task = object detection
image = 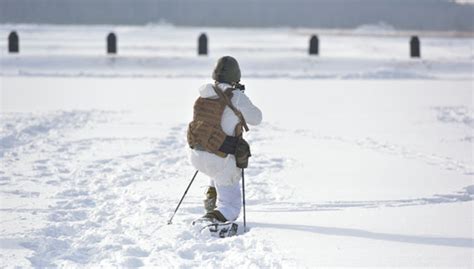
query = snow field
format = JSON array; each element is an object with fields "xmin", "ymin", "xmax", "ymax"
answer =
[
  {"xmin": 0, "ymin": 108, "xmax": 293, "ymax": 267},
  {"xmin": 1, "ymin": 76, "xmax": 473, "ymax": 267},
  {"xmin": 1, "ymin": 24, "xmax": 473, "ymax": 267}
]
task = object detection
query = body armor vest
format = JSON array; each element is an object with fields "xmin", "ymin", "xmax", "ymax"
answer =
[{"xmin": 187, "ymin": 87, "xmax": 244, "ymax": 158}]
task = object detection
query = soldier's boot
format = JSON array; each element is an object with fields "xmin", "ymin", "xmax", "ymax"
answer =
[
  {"xmin": 192, "ymin": 209, "xmax": 228, "ymax": 226},
  {"xmin": 201, "ymin": 210, "xmax": 228, "ymax": 223},
  {"xmin": 203, "ymin": 186, "xmax": 217, "ymax": 213}
]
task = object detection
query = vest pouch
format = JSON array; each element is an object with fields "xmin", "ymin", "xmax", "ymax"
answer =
[
  {"xmin": 187, "ymin": 122, "xmax": 196, "ymax": 147},
  {"xmin": 235, "ymin": 138, "xmax": 251, "ymax": 168},
  {"xmin": 187, "ymin": 120, "xmax": 227, "ymax": 157},
  {"xmin": 188, "ymin": 121, "xmax": 212, "ymax": 147}
]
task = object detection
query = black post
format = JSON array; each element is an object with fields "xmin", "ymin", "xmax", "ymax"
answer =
[
  {"xmin": 167, "ymin": 170, "xmax": 199, "ymax": 225},
  {"xmin": 107, "ymin": 32, "xmax": 117, "ymax": 54},
  {"xmin": 309, "ymin": 35, "xmax": 319, "ymax": 55},
  {"xmin": 8, "ymin": 31, "xmax": 19, "ymax": 53},
  {"xmin": 241, "ymin": 168, "xmax": 247, "ymax": 232},
  {"xmin": 410, "ymin": 36, "xmax": 420, "ymax": 58},
  {"xmin": 198, "ymin": 33, "xmax": 208, "ymax": 55}
]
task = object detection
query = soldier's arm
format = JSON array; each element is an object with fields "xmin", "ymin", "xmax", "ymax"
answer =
[{"xmin": 234, "ymin": 92, "xmax": 262, "ymax": 126}]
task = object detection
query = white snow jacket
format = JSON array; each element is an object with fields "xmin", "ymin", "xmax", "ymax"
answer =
[{"xmin": 189, "ymin": 82, "xmax": 262, "ymax": 186}]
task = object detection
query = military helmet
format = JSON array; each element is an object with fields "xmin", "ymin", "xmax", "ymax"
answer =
[{"xmin": 212, "ymin": 56, "xmax": 241, "ymax": 83}]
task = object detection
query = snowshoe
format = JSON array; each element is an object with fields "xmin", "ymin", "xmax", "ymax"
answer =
[
  {"xmin": 205, "ymin": 221, "xmax": 238, "ymax": 238},
  {"xmin": 193, "ymin": 219, "xmax": 238, "ymax": 238},
  {"xmin": 192, "ymin": 210, "xmax": 238, "ymax": 238}
]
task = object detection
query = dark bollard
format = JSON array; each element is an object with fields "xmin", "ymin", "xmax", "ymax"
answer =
[
  {"xmin": 8, "ymin": 31, "xmax": 19, "ymax": 53},
  {"xmin": 107, "ymin": 32, "xmax": 117, "ymax": 54},
  {"xmin": 410, "ymin": 36, "xmax": 420, "ymax": 58},
  {"xmin": 198, "ymin": 33, "xmax": 208, "ymax": 55},
  {"xmin": 309, "ymin": 35, "xmax": 319, "ymax": 55}
]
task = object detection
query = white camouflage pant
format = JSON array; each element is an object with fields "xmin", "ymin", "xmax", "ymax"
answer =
[
  {"xmin": 209, "ymin": 178, "xmax": 242, "ymax": 221},
  {"xmin": 189, "ymin": 149, "xmax": 242, "ymax": 221}
]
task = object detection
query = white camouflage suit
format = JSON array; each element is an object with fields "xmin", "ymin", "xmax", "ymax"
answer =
[{"xmin": 189, "ymin": 82, "xmax": 262, "ymax": 221}]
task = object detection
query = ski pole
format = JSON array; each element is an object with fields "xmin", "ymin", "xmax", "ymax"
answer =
[
  {"xmin": 241, "ymin": 168, "xmax": 247, "ymax": 232},
  {"xmin": 167, "ymin": 170, "xmax": 199, "ymax": 225}
]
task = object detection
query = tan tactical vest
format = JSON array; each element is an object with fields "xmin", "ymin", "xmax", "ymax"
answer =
[{"xmin": 187, "ymin": 85, "xmax": 248, "ymax": 158}]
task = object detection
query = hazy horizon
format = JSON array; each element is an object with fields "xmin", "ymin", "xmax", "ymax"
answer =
[{"xmin": 1, "ymin": 0, "xmax": 473, "ymax": 31}]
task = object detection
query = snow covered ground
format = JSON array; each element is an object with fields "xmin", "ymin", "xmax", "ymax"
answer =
[{"xmin": 1, "ymin": 25, "xmax": 473, "ymax": 267}]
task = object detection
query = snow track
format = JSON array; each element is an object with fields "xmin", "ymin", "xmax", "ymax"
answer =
[
  {"xmin": 1, "ymin": 111, "xmax": 296, "ymax": 267},
  {"xmin": 1, "ymin": 98, "xmax": 472, "ymax": 266},
  {"xmin": 295, "ymin": 129, "xmax": 474, "ymax": 176}
]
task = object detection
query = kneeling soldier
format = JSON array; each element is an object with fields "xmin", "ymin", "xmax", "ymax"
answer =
[{"xmin": 188, "ymin": 56, "xmax": 262, "ymax": 223}]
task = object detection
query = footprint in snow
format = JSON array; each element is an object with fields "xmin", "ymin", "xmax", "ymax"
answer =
[
  {"xmin": 121, "ymin": 257, "xmax": 144, "ymax": 268},
  {"xmin": 123, "ymin": 246, "xmax": 150, "ymax": 257}
]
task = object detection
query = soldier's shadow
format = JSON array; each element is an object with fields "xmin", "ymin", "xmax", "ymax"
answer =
[{"xmin": 248, "ymin": 222, "xmax": 474, "ymax": 248}]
